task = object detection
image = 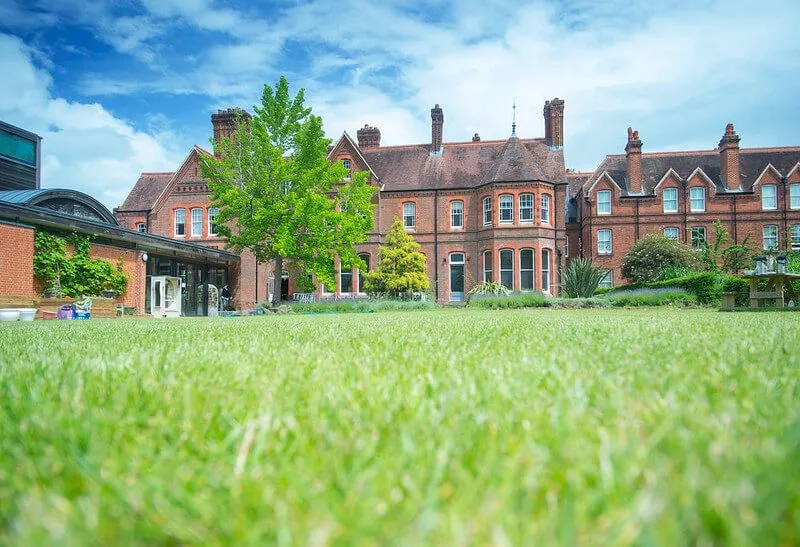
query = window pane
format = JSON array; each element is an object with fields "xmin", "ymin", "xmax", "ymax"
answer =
[
  {"xmin": 208, "ymin": 207, "xmax": 219, "ymax": 235},
  {"xmin": 598, "ymin": 229, "xmax": 612, "ymax": 254},
  {"xmin": 340, "ymin": 270, "xmax": 353, "ymax": 292},
  {"xmin": 762, "ymin": 184, "xmax": 777, "ymax": 209},
  {"xmin": 763, "ymin": 225, "xmax": 778, "ymax": 250},
  {"xmin": 663, "ymin": 188, "xmax": 678, "ymax": 212},
  {"xmin": 499, "ymin": 249, "xmax": 513, "ymax": 289},
  {"xmin": 597, "ymin": 191, "xmax": 611, "ymax": 214},
  {"xmin": 403, "ymin": 202, "xmax": 415, "ymax": 228},
  {"xmin": 0, "ymin": 128, "xmax": 36, "ymax": 165},
  {"xmin": 792, "ymin": 225, "xmax": 800, "ymax": 249},
  {"xmin": 791, "ymin": 185, "xmax": 800, "ymax": 209},
  {"xmin": 519, "ymin": 194, "xmax": 533, "ymax": 222},
  {"xmin": 358, "ymin": 254, "xmax": 370, "ymax": 293},
  {"xmin": 541, "ymin": 249, "xmax": 550, "ymax": 292},
  {"xmin": 541, "ymin": 195, "xmax": 550, "ymax": 223},
  {"xmin": 137, "ymin": 222, "xmax": 146, "ymax": 233},
  {"xmin": 499, "ymin": 195, "xmax": 513, "ymax": 222},
  {"xmin": 664, "ymin": 227, "xmax": 679, "ymax": 240},
  {"xmin": 482, "ymin": 251, "xmax": 492, "ymax": 282},
  {"xmin": 520, "ymin": 249, "xmax": 534, "ymax": 291},
  {"xmin": 691, "ymin": 227, "xmax": 706, "ymax": 248},
  {"xmin": 191, "ymin": 208, "xmax": 202, "ymax": 236},
  {"xmin": 175, "ymin": 209, "xmax": 185, "ymax": 236},
  {"xmin": 690, "ymin": 187, "xmax": 705, "ymax": 211},
  {"xmin": 599, "ymin": 270, "xmax": 613, "ymax": 289},
  {"xmin": 483, "ymin": 198, "xmax": 492, "ymax": 225},
  {"xmin": 451, "ymin": 200, "xmax": 463, "ymax": 227}
]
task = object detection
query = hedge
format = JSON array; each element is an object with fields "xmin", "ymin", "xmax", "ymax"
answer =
[{"xmin": 607, "ymin": 272, "xmax": 725, "ymax": 305}]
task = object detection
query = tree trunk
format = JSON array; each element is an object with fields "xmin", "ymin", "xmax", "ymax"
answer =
[{"xmin": 272, "ymin": 256, "xmax": 283, "ymax": 307}]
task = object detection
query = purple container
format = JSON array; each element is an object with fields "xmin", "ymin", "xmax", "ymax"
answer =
[{"xmin": 57, "ymin": 305, "xmax": 73, "ymax": 320}]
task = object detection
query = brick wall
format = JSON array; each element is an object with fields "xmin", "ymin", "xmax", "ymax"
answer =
[
  {"xmin": 0, "ymin": 222, "xmax": 36, "ymax": 297},
  {"xmin": 87, "ymin": 243, "xmax": 146, "ymax": 312}
]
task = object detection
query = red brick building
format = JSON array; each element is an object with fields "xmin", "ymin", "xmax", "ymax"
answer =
[
  {"xmin": 118, "ymin": 101, "xmax": 570, "ymax": 303},
  {"xmin": 567, "ymin": 124, "xmax": 800, "ymax": 287}
]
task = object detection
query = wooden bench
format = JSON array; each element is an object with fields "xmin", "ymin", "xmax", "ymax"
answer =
[
  {"xmin": 749, "ymin": 291, "xmax": 784, "ymax": 308},
  {"xmin": 720, "ymin": 292, "xmax": 738, "ymax": 311}
]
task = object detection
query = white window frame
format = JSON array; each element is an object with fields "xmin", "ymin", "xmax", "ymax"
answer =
[
  {"xmin": 691, "ymin": 226, "xmax": 707, "ymax": 248},
  {"xmin": 792, "ymin": 225, "xmax": 800, "ymax": 250},
  {"xmin": 403, "ymin": 202, "xmax": 416, "ymax": 230},
  {"xmin": 174, "ymin": 208, "xmax": 186, "ymax": 237},
  {"xmin": 482, "ymin": 250, "xmax": 492, "ymax": 283},
  {"xmin": 483, "ymin": 197, "xmax": 492, "ymax": 226},
  {"xmin": 342, "ymin": 159, "xmax": 351, "ymax": 180},
  {"xmin": 191, "ymin": 207, "xmax": 203, "ymax": 237},
  {"xmin": 597, "ymin": 229, "xmax": 612, "ymax": 255},
  {"xmin": 208, "ymin": 207, "xmax": 219, "ymax": 236},
  {"xmin": 541, "ymin": 249, "xmax": 551, "ymax": 294},
  {"xmin": 790, "ymin": 184, "xmax": 800, "ymax": 210},
  {"xmin": 664, "ymin": 227, "xmax": 679, "ymax": 240},
  {"xmin": 762, "ymin": 184, "xmax": 777, "ymax": 210},
  {"xmin": 519, "ymin": 193, "xmax": 534, "ymax": 223},
  {"xmin": 663, "ymin": 188, "xmax": 678, "ymax": 213},
  {"xmin": 499, "ymin": 194, "xmax": 513, "ymax": 224},
  {"xmin": 763, "ymin": 224, "xmax": 779, "ymax": 251},
  {"xmin": 541, "ymin": 194, "xmax": 551, "ymax": 224},
  {"xmin": 136, "ymin": 222, "xmax": 146, "ymax": 233},
  {"xmin": 450, "ymin": 200, "xmax": 463, "ymax": 229},
  {"xmin": 689, "ymin": 187, "xmax": 705, "ymax": 212},
  {"xmin": 597, "ymin": 190, "xmax": 611, "ymax": 215},
  {"xmin": 599, "ymin": 270, "xmax": 613, "ymax": 289},
  {"xmin": 519, "ymin": 249, "xmax": 535, "ymax": 292},
  {"xmin": 499, "ymin": 249, "xmax": 514, "ymax": 290},
  {"xmin": 339, "ymin": 265, "xmax": 353, "ymax": 294}
]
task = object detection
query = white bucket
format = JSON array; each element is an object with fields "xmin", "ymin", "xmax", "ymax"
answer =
[
  {"xmin": 0, "ymin": 310, "xmax": 20, "ymax": 321},
  {"xmin": 16, "ymin": 308, "xmax": 37, "ymax": 321}
]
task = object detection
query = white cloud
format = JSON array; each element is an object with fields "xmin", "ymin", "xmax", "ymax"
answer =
[{"xmin": 0, "ymin": 33, "xmax": 184, "ymax": 208}]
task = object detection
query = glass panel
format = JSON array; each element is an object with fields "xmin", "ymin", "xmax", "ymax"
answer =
[
  {"xmin": 340, "ymin": 270, "xmax": 353, "ymax": 293},
  {"xmin": 663, "ymin": 188, "xmax": 678, "ymax": 212},
  {"xmin": 0, "ymin": 127, "xmax": 36, "ymax": 165},
  {"xmin": 520, "ymin": 249, "xmax": 534, "ymax": 291},
  {"xmin": 499, "ymin": 195, "xmax": 513, "ymax": 222},
  {"xmin": 500, "ymin": 249, "xmax": 513, "ymax": 290},
  {"xmin": 598, "ymin": 191, "xmax": 611, "ymax": 214},
  {"xmin": 519, "ymin": 194, "xmax": 533, "ymax": 222},
  {"xmin": 191, "ymin": 208, "xmax": 203, "ymax": 236},
  {"xmin": 541, "ymin": 195, "xmax": 550, "ymax": 223},
  {"xmin": 762, "ymin": 185, "xmax": 777, "ymax": 209},
  {"xmin": 451, "ymin": 200, "xmax": 463, "ymax": 227},
  {"xmin": 690, "ymin": 188, "xmax": 705, "ymax": 211},
  {"xmin": 208, "ymin": 207, "xmax": 219, "ymax": 235},
  {"xmin": 358, "ymin": 254, "xmax": 370, "ymax": 293},
  {"xmin": 664, "ymin": 227, "xmax": 679, "ymax": 240},
  {"xmin": 403, "ymin": 202, "xmax": 415, "ymax": 227},
  {"xmin": 541, "ymin": 249, "xmax": 550, "ymax": 292},
  {"xmin": 483, "ymin": 251, "xmax": 492, "ymax": 283},
  {"xmin": 791, "ymin": 185, "xmax": 800, "ymax": 209}
]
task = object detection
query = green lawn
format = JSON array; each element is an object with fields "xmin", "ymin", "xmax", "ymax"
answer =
[{"xmin": 1, "ymin": 309, "xmax": 799, "ymax": 545}]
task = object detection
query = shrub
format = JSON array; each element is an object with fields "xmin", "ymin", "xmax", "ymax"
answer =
[
  {"xmin": 364, "ymin": 220, "xmax": 429, "ymax": 296},
  {"xmin": 467, "ymin": 281, "xmax": 510, "ymax": 301},
  {"xmin": 467, "ymin": 293, "xmax": 547, "ymax": 310},
  {"xmin": 647, "ymin": 272, "xmax": 719, "ymax": 304},
  {"xmin": 561, "ymin": 258, "xmax": 608, "ymax": 298},
  {"xmin": 287, "ymin": 299, "xmax": 437, "ymax": 314},
  {"xmin": 621, "ymin": 234, "xmax": 702, "ymax": 284},
  {"xmin": 547, "ymin": 297, "xmax": 610, "ymax": 309},
  {"xmin": 658, "ymin": 265, "xmax": 702, "ymax": 281},
  {"xmin": 602, "ymin": 288, "xmax": 697, "ymax": 307}
]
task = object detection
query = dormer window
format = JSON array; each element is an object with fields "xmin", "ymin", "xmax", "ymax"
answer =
[
  {"xmin": 597, "ymin": 190, "xmax": 611, "ymax": 215},
  {"xmin": 342, "ymin": 159, "xmax": 351, "ymax": 180},
  {"xmin": 663, "ymin": 188, "xmax": 678, "ymax": 213},
  {"xmin": 762, "ymin": 184, "xmax": 777, "ymax": 210}
]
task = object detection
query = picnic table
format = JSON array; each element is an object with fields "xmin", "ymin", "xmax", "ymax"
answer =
[{"xmin": 740, "ymin": 272, "xmax": 800, "ymax": 308}]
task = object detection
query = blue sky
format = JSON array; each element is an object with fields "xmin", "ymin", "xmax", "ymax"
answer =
[{"xmin": 1, "ymin": 0, "xmax": 799, "ymax": 207}]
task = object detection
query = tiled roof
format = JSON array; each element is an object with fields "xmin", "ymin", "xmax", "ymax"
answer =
[
  {"xmin": 566, "ymin": 172, "xmax": 591, "ymax": 198},
  {"xmin": 582, "ymin": 147, "xmax": 800, "ymax": 196},
  {"xmin": 360, "ymin": 137, "xmax": 565, "ymax": 191},
  {"xmin": 117, "ymin": 172, "xmax": 174, "ymax": 211}
]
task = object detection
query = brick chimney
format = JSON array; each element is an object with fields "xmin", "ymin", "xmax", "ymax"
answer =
[
  {"xmin": 472, "ymin": 132, "xmax": 481, "ymax": 142},
  {"xmin": 719, "ymin": 123, "xmax": 741, "ymax": 191},
  {"xmin": 543, "ymin": 98, "xmax": 564, "ymax": 148},
  {"xmin": 431, "ymin": 104, "xmax": 443, "ymax": 155},
  {"xmin": 357, "ymin": 124, "xmax": 381, "ymax": 148},
  {"xmin": 625, "ymin": 127, "xmax": 643, "ymax": 194},
  {"xmin": 211, "ymin": 108, "xmax": 250, "ymax": 153}
]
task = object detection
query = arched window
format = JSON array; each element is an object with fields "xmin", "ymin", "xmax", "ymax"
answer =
[
  {"xmin": 403, "ymin": 202, "xmax": 416, "ymax": 229},
  {"xmin": 174, "ymin": 208, "xmax": 186, "ymax": 237},
  {"xmin": 520, "ymin": 249, "xmax": 534, "ymax": 291},
  {"xmin": 519, "ymin": 193, "xmax": 533, "ymax": 223},
  {"xmin": 483, "ymin": 197, "xmax": 492, "ymax": 226},
  {"xmin": 450, "ymin": 200, "xmax": 463, "ymax": 229},
  {"xmin": 449, "ymin": 252, "xmax": 465, "ymax": 302},
  {"xmin": 208, "ymin": 207, "xmax": 219, "ymax": 236},
  {"xmin": 482, "ymin": 250, "xmax": 492, "ymax": 283},
  {"xmin": 191, "ymin": 208, "xmax": 203, "ymax": 237},
  {"xmin": 499, "ymin": 194, "xmax": 513, "ymax": 223},
  {"xmin": 541, "ymin": 249, "xmax": 551, "ymax": 293},
  {"xmin": 499, "ymin": 249, "xmax": 514, "ymax": 290}
]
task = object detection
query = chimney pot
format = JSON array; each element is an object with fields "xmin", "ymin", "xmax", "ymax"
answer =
[
  {"xmin": 625, "ymin": 127, "xmax": 643, "ymax": 194},
  {"xmin": 211, "ymin": 107, "xmax": 250, "ymax": 155},
  {"xmin": 472, "ymin": 132, "xmax": 480, "ymax": 142}
]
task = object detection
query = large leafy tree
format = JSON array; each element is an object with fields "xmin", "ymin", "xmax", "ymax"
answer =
[
  {"xmin": 200, "ymin": 77, "xmax": 376, "ymax": 306},
  {"xmin": 364, "ymin": 219, "xmax": 429, "ymax": 296}
]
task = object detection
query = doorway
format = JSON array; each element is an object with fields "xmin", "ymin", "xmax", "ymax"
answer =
[{"xmin": 449, "ymin": 253, "xmax": 465, "ymax": 302}]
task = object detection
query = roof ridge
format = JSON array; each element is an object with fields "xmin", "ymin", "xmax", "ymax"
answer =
[
  {"xmin": 362, "ymin": 137, "xmax": 542, "ymax": 152},
  {"xmin": 140, "ymin": 171, "xmax": 175, "ymax": 175}
]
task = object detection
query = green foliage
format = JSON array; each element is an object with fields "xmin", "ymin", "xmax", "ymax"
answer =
[
  {"xmin": 561, "ymin": 258, "xmax": 608, "ymax": 298},
  {"xmin": 2, "ymin": 311, "xmax": 800, "ymax": 544},
  {"xmin": 33, "ymin": 231, "xmax": 129, "ymax": 298},
  {"xmin": 547, "ymin": 297, "xmax": 610, "ymax": 309},
  {"xmin": 289, "ymin": 299, "xmax": 436, "ymax": 314},
  {"xmin": 467, "ymin": 293, "xmax": 548, "ymax": 309},
  {"xmin": 363, "ymin": 219, "xmax": 429, "ymax": 295},
  {"xmin": 621, "ymin": 233, "xmax": 702, "ymax": 283},
  {"xmin": 702, "ymin": 220, "xmax": 754, "ymax": 274},
  {"xmin": 657, "ymin": 265, "xmax": 702, "ymax": 281},
  {"xmin": 199, "ymin": 76, "xmax": 376, "ymax": 305},
  {"xmin": 612, "ymin": 272, "xmax": 722, "ymax": 304},
  {"xmin": 602, "ymin": 288, "xmax": 697, "ymax": 307},
  {"xmin": 467, "ymin": 281, "xmax": 510, "ymax": 301}
]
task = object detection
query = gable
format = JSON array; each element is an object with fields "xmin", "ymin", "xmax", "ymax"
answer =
[
  {"xmin": 151, "ymin": 148, "xmax": 210, "ymax": 215},
  {"xmin": 327, "ymin": 132, "xmax": 379, "ymax": 182}
]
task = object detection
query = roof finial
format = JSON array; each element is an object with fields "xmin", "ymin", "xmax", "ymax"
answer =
[{"xmin": 511, "ymin": 98, "xmax": 517, "ymax": 137}]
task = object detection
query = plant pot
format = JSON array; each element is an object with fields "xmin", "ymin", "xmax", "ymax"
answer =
[{"xmin": 0, "ymin": 310, "xmax": 20, "ymax": 321}]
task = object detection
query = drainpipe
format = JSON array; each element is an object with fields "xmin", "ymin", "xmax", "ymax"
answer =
[
  {"xmin": 553, "ymin": 186, "xmax": 560, "ymax": 292},
  {"xmin": 433, "ymin": 189, "xmax": 439, "ymax": 302},
  {"xmin": 634, "ymin": 198, "xmax": 640, "ymax": 240},
  {"xmin": 681, "ymin": 178, "xmax": 688, "ymax": 242},
  {"xmin": 255, "ymin": 261, "xmax": 258, "ymax": 306},
  {"xmin": 586, "ymin": 198, "xmax": 593, "ymax": 259},
  {"xmin": 732, "ymin": 193, "xmax": 738, "ymax": 243}
]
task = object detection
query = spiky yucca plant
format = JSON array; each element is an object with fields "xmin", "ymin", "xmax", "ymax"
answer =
[
  {"xmin": 562, "ymin": 258, "xmax": 608, "ymax": 298},
  {"xmin": 467, "ymin": 281, "xmax": 511, "ymax": 301}
]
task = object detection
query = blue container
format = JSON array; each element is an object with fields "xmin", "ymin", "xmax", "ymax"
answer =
[{"xmin": 73, "ymin": 311, "xmax": 91, "ymax": 320}]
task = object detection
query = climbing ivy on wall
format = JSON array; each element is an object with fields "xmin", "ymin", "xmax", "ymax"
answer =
[{"xmin": 33, "ymin": 230, "xmax": 130, "ymax": 298}]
